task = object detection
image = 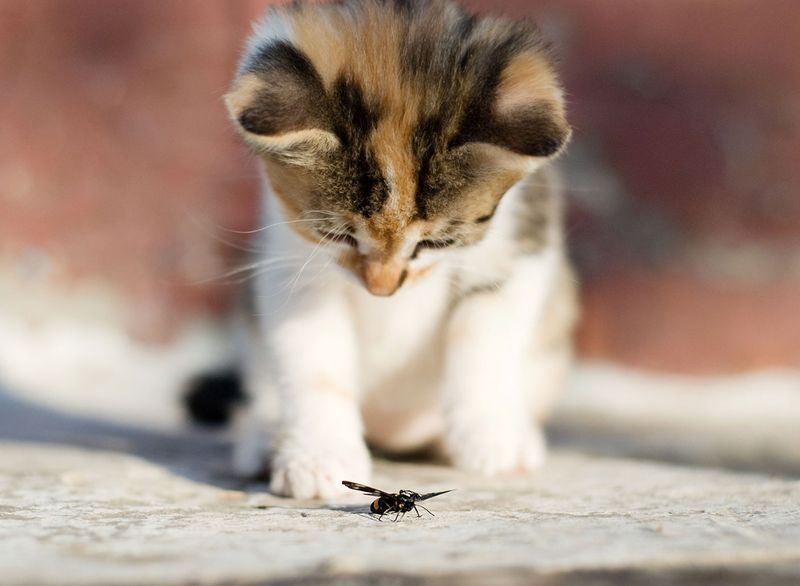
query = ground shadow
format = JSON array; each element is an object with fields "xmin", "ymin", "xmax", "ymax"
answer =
[
  {"xmin": 2, "ymin": 385, "xmax": 795, "ymax": 491},
  {"xmin": 0, "ymin": 381, "xmax": 474, "ymax": 496},
  {"xmin": 548, "ymin": 422, "xmax": 800, "ymax": 478},
  {"xmin": 0, "ymin": 386, "xmax": 452, "ymax": 495},
  {"xmin": 0, "ymin": 386, "xmax": 254, "ymax": 490}
]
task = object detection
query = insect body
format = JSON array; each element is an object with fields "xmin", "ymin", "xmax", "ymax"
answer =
[{"xmin": 342, "ymin": 481, "xmax": 453, "ymax": 521}]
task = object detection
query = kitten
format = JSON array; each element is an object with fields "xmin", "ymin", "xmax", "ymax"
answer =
[{"xmin": 224, "ymin": 0, "xmax": 577, "ymax": 499}]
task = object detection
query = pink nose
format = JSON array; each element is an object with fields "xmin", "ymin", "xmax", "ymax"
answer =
[{"xmin": 360, "ymin": 258, "xmax": 408, "ymax": 297}]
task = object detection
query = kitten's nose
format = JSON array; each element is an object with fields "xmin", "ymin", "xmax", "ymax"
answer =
[{"xmin": 360, "ymin": 257, "xmax": 408, "ymax": 297}]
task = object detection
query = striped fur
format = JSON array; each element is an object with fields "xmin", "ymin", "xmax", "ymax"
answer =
[{"xmin": 226, "ymin": 0, "xmax": 569, "ymax": 295}]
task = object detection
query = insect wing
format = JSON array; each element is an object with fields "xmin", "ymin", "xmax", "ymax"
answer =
[
  {"xmin": 417, "ymin": 489, "xmax": 454, "ymax": 502},
  {"xmin": 341, "ymin": 481, "xmax": 393, "ymax": 498}
]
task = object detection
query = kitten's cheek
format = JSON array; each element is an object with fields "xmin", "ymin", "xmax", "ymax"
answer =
[
  {"xmin": 406, "ymin": 263, "xmax": 436, "ymax": 285},
  {"xmin": 335, "ymin": 250, "xmax": 363, "ymax": 283}
]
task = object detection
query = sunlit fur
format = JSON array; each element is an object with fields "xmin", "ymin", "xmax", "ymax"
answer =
[{"xmin": 226, "ymin": 0, "xmax": 578, "ymax": 498}]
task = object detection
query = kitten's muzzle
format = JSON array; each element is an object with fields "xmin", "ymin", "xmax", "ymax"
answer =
[{"xmin": 360, "ymin": 256, "xmax": 408, "ymax": 297}]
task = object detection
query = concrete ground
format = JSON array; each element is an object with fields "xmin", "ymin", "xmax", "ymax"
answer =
[{"xmin": 1, "ymin": 369, "xmax": 800, "ymax": 585}]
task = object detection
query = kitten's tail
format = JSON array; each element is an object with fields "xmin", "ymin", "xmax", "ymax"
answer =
[
  {"xmin": 182, "ymin": 370, "xmax": 247, "ymax": 427},
  {"xmin": 183, "ymin": 304, "xmax": 259, "ymax": 427}
]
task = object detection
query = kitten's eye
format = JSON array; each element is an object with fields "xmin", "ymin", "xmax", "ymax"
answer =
[
  {"xmin": 337, "ymin": 233, "xmax": 358, "ymax": 248},
  {"xmin": 319, "ymin": 227, "xmax": 358, "ymax": 247},
  {"xmin": 475, "ymin": 204, "xmax": 499, "ymax": 224},
  {"xmin": 413, "ymin": 238, "xmax": 457, "ymax": 258}
]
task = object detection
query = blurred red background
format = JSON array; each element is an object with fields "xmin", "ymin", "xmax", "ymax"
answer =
[{"xmin": 1, "ymin": 0, "xmax": 799, "ymax": 374}]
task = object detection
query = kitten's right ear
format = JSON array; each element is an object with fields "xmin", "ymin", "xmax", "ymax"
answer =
[
  {"xmin": 225, "ymin": 41, "xmax": 339, "ymax": 160},
  {"xmin": 455, "ymin": 49, "xmax": 571, "ymax": 165}
]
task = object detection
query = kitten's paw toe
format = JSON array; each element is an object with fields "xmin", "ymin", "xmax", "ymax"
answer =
[
  {"xmin": 269, "ymin": 443, "xmax": 371, "ymax": 500},
  {"xmin": 447, "ymin": 423, "xmax": 546, "ymax": 477}
]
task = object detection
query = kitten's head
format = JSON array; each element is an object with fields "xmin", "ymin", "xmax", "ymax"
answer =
[{"xmin": 226, "ymin": 0, "xmax": 570, "ymax": 296}]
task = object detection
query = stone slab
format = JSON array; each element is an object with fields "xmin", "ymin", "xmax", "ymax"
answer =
[
  {"xmin": 2, "ymin": 385, "xmax": 800, "ymax": 585},
  {"xmin": 2, "ymin": 439, "xmax": 799, "ymax": 586}
]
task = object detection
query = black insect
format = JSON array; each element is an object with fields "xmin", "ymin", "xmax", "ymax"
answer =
[{"xmin": 342, "ymin": 480, "xmax": 453, "ymax": 521}]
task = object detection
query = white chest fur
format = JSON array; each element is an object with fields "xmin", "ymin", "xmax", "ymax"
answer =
[
  {"xmin": 239, "ymin": 179, "xmax": 573, "ymax": 498},
  {"xmin": 348, "ymin": 266, "xmax": 452, "ymax": 397}
]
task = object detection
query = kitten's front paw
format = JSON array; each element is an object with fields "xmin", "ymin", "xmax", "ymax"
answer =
[
  {"xmin": 446, "ymin": 421, "xmax": 546, "ymax": 477},
  {"xmin": 270, "ymin": 441, "xmax": 371, "ymax": 500}
]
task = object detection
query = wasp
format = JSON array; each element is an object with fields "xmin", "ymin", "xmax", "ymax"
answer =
[{"xmin": 342, "ymin": 480, "xmax": 453, "ymax": 521}]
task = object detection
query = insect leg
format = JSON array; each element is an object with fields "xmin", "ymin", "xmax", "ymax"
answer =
[
  {"xmin": 416, "ymin": 504, "xmax": 435, "ymax": 517},
  {"xmin": 393, "ymin": 510, "xmax": 401, "ymax": 522},
  {"xmin": 413, "ymin": 505, "xmax": 421, "ymax": 518}
]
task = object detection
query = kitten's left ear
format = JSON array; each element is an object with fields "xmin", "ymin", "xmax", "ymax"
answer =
[
  {"xmin": 461, "ymin": 52, "xmax": 572, "ymax": 160},
  {"xmin": 224, "ymin": 42, "xmax": 339, "ymax": 161}
]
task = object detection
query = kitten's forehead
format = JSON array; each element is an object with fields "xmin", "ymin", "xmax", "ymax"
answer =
[
  {"xmin": 283, "ymin": 0, "xmax": 452, "ymax": 225},
  {"xmin": 237, "ymin": 0, "xmax": 568, "ymax": 229}
]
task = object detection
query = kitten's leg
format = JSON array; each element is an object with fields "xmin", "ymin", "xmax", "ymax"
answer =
[
  {"xmin": 527, "ymin": 260, "xmax": 578, "ymax": 422},
  {"xmin": 526, "ymin": 346, "xmax": 573, "ymax": 423},
  {"xmin": 443, "ymin": 252, "xmax": 558, "ymax": 476},
  {"xmin": 261, "ymin": 289, "xmax": 369, "ymax": 499}
]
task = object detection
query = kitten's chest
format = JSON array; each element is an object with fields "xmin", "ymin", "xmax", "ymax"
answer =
[{"xmin": 349, "ymin": 267, "xmax": 452, "ymax": 390}]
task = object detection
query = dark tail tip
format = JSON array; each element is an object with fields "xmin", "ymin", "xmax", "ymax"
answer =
[{"xmin": 183, "ymin": 370, "xmax": 247, "ymax": 427}]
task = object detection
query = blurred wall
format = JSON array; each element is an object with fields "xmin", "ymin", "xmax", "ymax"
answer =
[
  {"xmin": 1, "ymin": 0, "xmax": 798, "ymax": 374},
  {"xmin": 0, "ymin": 1, "xmax": 264, "ymax": 342},
  {"xmin": 504, "ymin": 0, "xmax": 800, "ymax": 374}
]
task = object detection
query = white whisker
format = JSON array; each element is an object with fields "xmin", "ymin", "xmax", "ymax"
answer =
[
  {"xmin": 226, "ymin": 217, "xmax": 330, "ymax": 236},
  {"xmin": 182, "ymin": 209, "xmax": 270, "ymax": 255},
  {"xmin": 258, "ymin": 222, "xmax": 350, "ymax": 309},
  {"xmin": 191, "ymin": 255, "xmax": 304, "ymax": 284}
]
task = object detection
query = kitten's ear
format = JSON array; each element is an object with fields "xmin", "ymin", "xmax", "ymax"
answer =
[
  {"xmin": 225, "ymin": 42, "xmax": 339, "ymax": 159},
  {"xmin": 461, "ymin": 52, "xmax": 572, "ymax": 160}
]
